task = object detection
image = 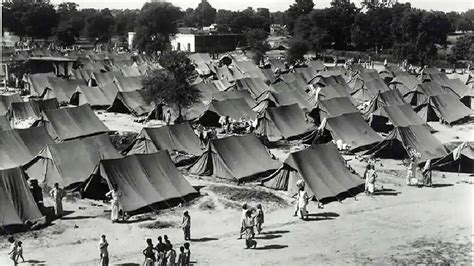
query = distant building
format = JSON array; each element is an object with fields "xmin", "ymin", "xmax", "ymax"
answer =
[
  {"xmin": 170, "ymin": 28, "xmax": 244, "ymax": 53},
  {"xmin": 4, "ymin": 0, "xmax": 50, "ymax": 3}
]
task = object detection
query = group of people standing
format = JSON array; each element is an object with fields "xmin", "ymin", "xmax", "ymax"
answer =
[
  {"xmin": 142, "ymin": 236, "xmax": 191, "ymax": 266},
  {"xmin": 29, "ymin": 180, "xmax": 64, "ymax": 218},
  {"xmin": 239, "ymin": 203, "xmax": 265, "ymax": 249},
  {"xmin": 406, "ymin": 149, "xmax": 433, "ymax": 187},
  {"xmin": 7, "ymin": 237, "xmax": 25, "ymax": 266}
]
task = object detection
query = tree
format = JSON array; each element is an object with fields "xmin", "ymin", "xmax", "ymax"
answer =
[
  {"xmin": 246, "ymin": 29, "xmax": 270, "ymax": 64},
  {"xmin": 114, "ymin": 9, "xmax": 139, "ymax": 41},
  {"xmin": 55, "ymin": 22, "xmax": 76, "ymax": 47},
  {"xmin": 194, "ymin": 0, "xmax": 217, "ymax": 28},
  {"xmin": 23, "ymin": 2, "xmax": 58, "ymax": 40},
  {"xmin": 134, "ymin": 2, "xmax": 182, "ymax": 53},
  {"xmin": 287, "ymin": 39, "xmax": 308, "ymax": 64},
  {"xmin": 286, "ymin": 0, "xmax": 314, "ymax": 34},
  {"xmin": 84, "ymin": 9, "xmax": 115, "ymax": 44},
  {"xmin": 2, "ymin": 1, "xmax": 29, "ymax": 39},
  {"xmin": 451, "ymin": 34, "xmax": 474, "ymax": 61},
  {"xmin": 143, "ymin": 51, "xmax": 201, "ymax": 121}
]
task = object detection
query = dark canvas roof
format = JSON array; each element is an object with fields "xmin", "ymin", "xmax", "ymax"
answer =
[
  {"xmin": 86, "ymin": 152, "xmax": 197, "ymax": 212},
  {"xmin": 212, "ymin": 90, "xmax": 255, "ymax": 107},
  {"xmin": 189, "ymin": 53, "xmax": 212, "ymax": 75},
  {"xmin": 352, "ymin": 78, "xmax": 391, "ymax": 102},
  {"xmin": 92, "ymin": 71, "xmax": 121, "ymax": 87},
  {"xmin": 9, "ymin": 98, "xmax": 59, "ymax": 122},
  {"xmin": 41, "ymin": 104, "xmax": 109, "ymax": 141},
  {"xmin": 126, "ymin": 123, "xmax": 202, "ymax": 158},
  {"xmin": 0, "ymin": 93, "xmax": 23, "ymax": 115},
  {"xmin": 71, "ymin": 69, "xmax": 93, "ymax": 82},
  {"xmin": 0, "ymin": 167, "xmax": 43, "ymax": 227},
  {"xmin": 295, "ymin": 67, "xmax": 319, "ymax": 83},
  {"xmin": 212, "ymin": 79, "xmax": 233, "ymax": 91},
  {"xmin": 365, "ymin": 125, "xmax": 448, "ymax": 162},
  {"xmin": 0, "ymin": 115, "xmax": 11, "ymax": 131},
  {"xmin": 364, "ymin": 89, "xmax": 407, "ymax": 114},
  {"xmin": 254, "ymin": 90, "xmax": 314, "ymax": 112},
  {"xmin": 27, "ymin": 73, "xmax": 54, "ymax": 96},
  {"xmin": 206, "ymin": 98, "xmax": 257, "ymax": 121},
  {"xmin": 215, "ymin": 65, "xmax": 244, "ymax": 81},
  {"xmin": 193, "ymin": 82, "xmax": 220, "ymax": 103},
  {"xmin": 107, "ymin": 90, "xmax": 153, "ymax": 116},
  {"xmin": 389, "ymin": 75, "xmax": 422, "ymax": 95},
  {"xmin": 308, "ymin": 60, "xmax": 326, "ymax": 72},
  {"xmin": 26, "ymin": 134, "xmax": 121, "ymax": 188},
  {"xmin": 280, "ymin": 72, "xmax": 308, "ymax": 86},
  {"xmin": 71, "ymin": 85, "xmax": 114, "ymax": 107},
  {"xmin": 256, "ymin": 104, "xmax": 312, "ymax": 142},
  {"xmin": 262, "ymin": 143, "xmax": 362, "ymax": 200},
  {"xmin": 113, "ymin": 76, "xmax": 142, "ymax": 92},
  {"xmin": 189, "ymin": 134, "xmax": 280, "ymax": 182},
  {"xmin": 319, "ymin": 83, "xmax": 352, "ymax": 100},
  {"xmin": 415, "ymin": 82, "xmax": 446, "ymax": 96},
  {"xmin": 326, "ymin": 112, "xmax": 382, "ymax": 151},
  {"xmin": 378, "ymin": 104, "xmax": 426, "ymax": 127},
  {"xmin": 121, "ymin": 65, "xmax": 142, "ymax": 77},
  {"xmin": 45, "ymin": 78, "xmax": 84, "ymax": 103},
  {"xmin": 0, "ymin": 126, "xmax": 54, "ymax": 169},
  {"xmin": 235, "ymin": 77, "xmax": 275, "ymax": 98},
  {"xmin": 416, "ymin": 94, "xmax": 472, "ymax": 124},
  {"xmin": 319, "ymin": 97, "xmax": 358, "ymax": 118}
]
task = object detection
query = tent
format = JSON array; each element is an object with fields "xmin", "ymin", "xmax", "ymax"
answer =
[
  {"xmin": 0, "ymin": 93, "xmax": 23, "ymax": 116},
  {"xmin": 25, "ymin": 134, "xmax": 121, "ymax": 189},
  {"xmin": 365, "ymin": 125, "xmax": 448, "ymax": 162},
  {"xmin": 214, "ymin": 65, "xmax": 245, "ymax": 82},
  {"xmin": 253, "ymin": 90, "xmax": 314, "ymax": 113},
  {"xmin": 0, "ymin": 167, "xmax": 44, "ymax": 228},
  {"xmin": 351, "ymin": 78, "xmax": 391, "ymax": 103},
  {"xmin": 389, "ymin": 75, "xmax": 422, "ymax": 95},
  {"xmin": 295, "ymin": 67, "xmax": 319, "ymax": 83},
  {"xmin": 262, "ymin": 143, "xmax": 363, "ymax": 201},
  {"xmin": 83, "ymin": 152, "xmax": 198, "ymax": 213},
  {"xmin": 369, "ymin": 104, "xmax": 427, "ymax": 133},
  {"xmin": 433, "ymin": 144, "xmax": 473, "ymax": 174},
  {"xmin": 235, "ymin": 77, "xmax": 276, "ymax": 98},
  {"xmin": 43, "ymin": 77, "xmax": 83, "ymax": 103},
  {"xmin": 192, "ymin": 82, "xmax": 220, "ymax": 103},
  {"xmin": 268, "ymin": 59, "xmax": 286, "ymax": 72},
  {"xmin": 26, "ymin": 73, "xmax": 54, "ymax": 96},
  {"xmin": 364, "ymin": 89, "xmax": 407, "ymax": 115},
  {"xmin": 0, "ymin": 115, "xmax": 11, "ymax": 131},
  {"xmin": 71, "ymin": 69, "xmax": 93, "ymax": 83},
  {"xmin": 125, "ymin": 123, "xmax": 203, "ymax": 165},
  {"xmin": 405, "ymin": 82, "xmax": 444, "ymax": 106},
  {"xmin": 39, "ymin": 104, "xmax": 109, "ymax": 141},
  {"xmin": 199, "ymin": 98, "xmax": 257, "ymax": 126},
  {"xmin": 325, "ymin": 112, "xmax": 383, "ymax": 151},
  {"xmin": 113, "ymin": 76, "xmax": 142, "ymax": 92},
  {"xmin": 415, "ymin": 94, "xmax": 472, "ymax": 124},
  {"xmin": 280, "ymin": 73, "xmax": 308, "ymax": 88},
  {"xmin": 212, "ymin": 79, "xmax": 233, "ymax": 91},
  {"xmin": 121, "ymin": 65, "xmax": 142, "ymax": 77},
  {"xmin": 90, "ymin": 71, "xmax": 121, "ymax": 87},
  {"xmin": 107, "ymin": 90, "xmax": 155, "ymax": 116},
  {"xmin": 318, "ymin": 97, "xmax": 359, "ymax": 118},
  {"xmin": 255, "ymin": 104, "xmax": 313, "ymax": 142},
  {"xmin": 189, "ymin": 53, "xmax": 212, "ymax": 76},
  {"xmin": 0, "ymin": 126, "xmax": 54, "ymax": 169},
  {"xmin": 9, "ymin": 98, "xmax": 59, "ymax": 123},
  {"xmin": 189, "ymin": 134, "xmax": 280, "ymax": 182},
  {"xmin": 212, "ymin": 90, "xmax": 255, "ymax": 108},
  {"xmin": 70, "ymin": 85, "xmax": 114, "ymax": 108},
  {"xmin": 308, "ymin": 60, "xmax": 326, "ymax": 72}
]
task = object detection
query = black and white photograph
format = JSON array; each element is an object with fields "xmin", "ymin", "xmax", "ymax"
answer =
[{"xmin": 0, "ymin": 0, "xmax": 472, "ymax": 264}]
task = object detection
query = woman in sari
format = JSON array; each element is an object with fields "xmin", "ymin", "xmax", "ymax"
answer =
[{"xmin": 367, "ymin": 165, "xmax": 377, "ymax": 195}]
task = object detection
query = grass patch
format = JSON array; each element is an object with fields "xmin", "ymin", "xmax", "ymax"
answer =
[
  {"xmin": 139, "ymin": 220, "xmax": 178, "ymax": 229},
  {"xmin": 198, "ymin": 198, "xmax": 216, "ymax": 210},
  {"xmin": 209, "ymin": 185, "xmax": 288, "ymax": 208}
]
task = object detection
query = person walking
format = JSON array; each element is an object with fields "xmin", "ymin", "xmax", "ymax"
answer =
[
  {"xmin": 49, "ymin": 183, "xmax": 64, "ymax": 218},
  {"xmin": 243, "ymin": 210, "xmax": 257, "ymax": 249},
  {"xmin": 239, "ymin": 203, "xmax": 248, "ymax": 239},
  {"xmin": 367, "ymin": 165, "xmax": 377, "ymax": 195},
  {"xmin": 105, "ymin": 184, "xmax": 122, "ymax": 223},
  {"xmin": 98, "ymin": 235, "xmax": 109, "ymax": 266},
  {"xmin": 297, "ymin": 182, "xmax": 310, "ymax": 220},
  {"xmin": 255, "ymin": 204, "xmax": 264, "ymax": 234},
  {"xmin": 7, "ymin": 237, "xmax": 18, "ymax": 266},
  {"xmin": 15, "ymin": 241, "xmax": 25, "ymax": 263},
  {"xmin": 182, "ymin": 211, "xmax": 191, "ymax": 241},
  {"xmin": 422, "ymin": 159, "xmax": 433, "ymax": 187}
]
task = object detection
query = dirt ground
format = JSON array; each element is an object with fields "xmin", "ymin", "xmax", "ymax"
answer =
[{"xmin": 0, "ymin": 142, "xmax": 472, "ymax": 265}]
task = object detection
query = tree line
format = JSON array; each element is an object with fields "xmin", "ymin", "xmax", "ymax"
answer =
[{"xmin": 2, "ymin": 0, "xmax": 473, "ymax": 65}]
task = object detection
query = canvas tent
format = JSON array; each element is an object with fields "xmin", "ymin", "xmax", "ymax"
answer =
[
  {"xmin": 255, "ymin": 104, "xmax": 313, "ymax": 142},
  {"xmin": 0, "ymin": 126, "xmax": 54, "ymax": 169},
  {"xmin": 364, "ymin": 89, "xmax": 407, "ymax": 115},
  {"xmin": 0, "ymin": 167, "xmax": 44, "ymax": 228},
  {"xmin": 415, "ymin": 94, "xmax": 472, "ymax": 124},
  {"xmin": 9, "ymin": 98, "xmax": 59, "ymax": 124},
  {"xmin": 211, "ymin": 90, "xmax": 255, "ymax": 108},
  {"xmin": 121, "ymin": 65, "xmax": 142, "ymax": 77},
  {"xmin": 325, "ymin": 112, "xmax": 383, "ymax": 151},
  {"xmin": 113, "ymin": 76, "xmax": 142, "ymax": 92},
  {"xmin": 189, "ymin": 134, "xmax": 280, "ymax": 182},
  {"xmin": 351, "ymin": 78, "xmax": 391, "ymax": 103},
  {"xmin": 199, "ymin": 98, "xmax": 257, "ymax": 126},
  {"xmin": 83, "ymin": 152, "xmax": 198, "ymax": 213},
  {"xmin": 0, "ymin": 115, "xmax": 11, "ymax": 131},
  {"xmin": 125, "ymin": 123, "xmax": 203, "ymax": 165},
  {"xmin": 262, "ymin": 143, "xmax": 363, "ymax": 201},
  {"xmin": 235, "ymin": 77, "xmax": 275, "ymax": 98},
  {"xmin": 192, "ymin": 82, "xmax": 220, "ymax": 103},
  {"xmin": 90, "ymin": 71, "xmax": 121, "ymax": 87},
  {"xmin": 26, "ymin": 73, "xmax": 54, "ymax": 96},
  {"xmin": 389, "ymin": 75, "xmax": 422, "ymax": 95},
  {"xmin": 70, "ymin": 85, "xmax": 114, "ymax": 108},
  {"xmin": 39, "ymin": 104, "xmax": 109, "ymax": 141},
  {"xmin": 253, "ymin": 90, "xmax": 314, "ymax": 113},
  {"xmin": 45, "ymin": 77, "xmax": 84, "ymax": 103},
  {"xmin": 25, "ymin": 134, "xmax": 121, "ymax": 189},
  {"xmin": 107, "ymin": 90, "xmax": 154, "ymax": 116},
  {"xmin": 0, "ymin": 93, "xmax": 23, "ymax": 115},
  {"xmin": 404, "ymin": 82, "xmax": 445, "ymax": 106},
  {"xmin": 365, "ymin": 125, "xmax": 448, "ymax": 162},
  {"xmin": 318, "ymin": 97, "xmax": 359, "ymax": 119}
]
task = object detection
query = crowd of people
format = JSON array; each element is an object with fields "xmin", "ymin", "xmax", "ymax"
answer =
[{"xmin": 142, "ymin": 236, "xmax": 191, "ymax": 266}]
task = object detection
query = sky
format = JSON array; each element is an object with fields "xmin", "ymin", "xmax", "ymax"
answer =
[{"xmin": 51, "ymin": 0, "xmax": 473, "ymax": 13}]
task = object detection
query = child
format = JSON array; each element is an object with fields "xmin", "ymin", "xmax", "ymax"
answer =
[
  {"xmin": 177, "ymin": 246, "xmax": 186, "ymax": 266},
  {"xmin": 184, "ymin": 242, "xmax": 191, "ymax": 265},
  {"xmin": 8, "ymin": 237, "xmax": 17, "ymax": 265},
  {"xmin": 165, "ymin": 244, "xmax": 176, "ymax": 266},
  {"xmin": 255, "ymin": 204, "xmax": 264, "ymax": 234},
  {"xmin": 182, "ymin": 211, "xmax": 191, "ymax": 241},
  {"xmin": 16, "ymin": 241, "xmax": 25, "ymax": 263}
]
